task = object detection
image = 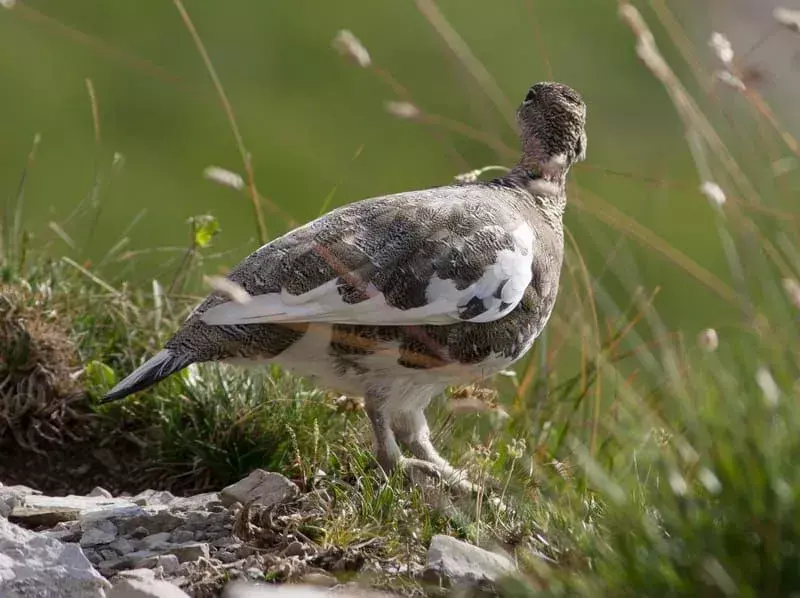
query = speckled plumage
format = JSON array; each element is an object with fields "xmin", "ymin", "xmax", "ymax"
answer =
[{"xmin": 101, "ymin": 81, "xmax": 587, "ymax": 490}]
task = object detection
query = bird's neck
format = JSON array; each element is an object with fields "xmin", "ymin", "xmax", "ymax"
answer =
[{"xmin": 504, "ymin": 160, "xmax": 568, "ymax": 217}]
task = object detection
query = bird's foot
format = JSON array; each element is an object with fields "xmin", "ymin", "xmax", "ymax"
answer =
[{"xmin": 398, "ymin": 457, "xmax": 478, "ymax": 494}]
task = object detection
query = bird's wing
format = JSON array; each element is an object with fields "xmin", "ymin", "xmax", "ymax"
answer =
[{"xmin": 200, "ymin": 187, "xmax": 535, "ymax": 327}]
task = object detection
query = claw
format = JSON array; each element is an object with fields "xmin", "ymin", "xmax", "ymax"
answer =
[{"xmin": 398, "ymin": 457, "xmax": 478, "ymax": 494}]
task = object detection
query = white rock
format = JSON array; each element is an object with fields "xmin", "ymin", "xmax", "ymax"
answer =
[
  {"xmin": 88, "ymin": 487, "xmax": 114, "ymax": 499},
  {"xmin": 40, "ymin": 520, "xmax": 82, "ymax": 543},
  {"xmin": 81, "ymin": 518, "xmax": 118, "ymax": 546},
  {"xmin": 220, "ymin": 470, "xmax": 299, "ymax": 508},
  {"xmin": 0, "ymin": 485, "xmax": 40, "ymax": 518},
  {"xmin": 222, "ymin": 580, "xmax": 393, "ymax": 597},
  {"xmin": 0, "ymin": 517, "xmax": 110, "ymax": 597},
  {"xmin": 222, "ymin": 581, "xmax": 328, "ymax": 597},
  {"xmin": 109, "ymin": 568, "xmax": 189, "ymax": 598},
  {"xmin": 423, "ymin": 535, "xmax": 516, "ymax": 589}
]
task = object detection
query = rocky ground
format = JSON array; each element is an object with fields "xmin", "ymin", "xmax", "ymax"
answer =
[{"xmin": 1, "ymin": 470, "xmax": 517, "ymax": 597}]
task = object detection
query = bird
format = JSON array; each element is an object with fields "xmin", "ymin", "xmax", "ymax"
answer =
[{"xmin": 100, "ymin": 81, "xmax": 587, "ymax": 491}]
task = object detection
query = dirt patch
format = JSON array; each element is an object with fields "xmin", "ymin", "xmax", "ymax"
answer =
[{"xmin": 0, "ymin": 435, "xmax": 149, "ymax": 496}]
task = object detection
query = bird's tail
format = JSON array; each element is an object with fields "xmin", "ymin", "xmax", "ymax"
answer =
[{"xmin": 99, "ymin": 349, "xmax": 193, "ymax": 404}]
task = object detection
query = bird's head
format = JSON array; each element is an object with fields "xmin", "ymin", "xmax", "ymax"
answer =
[{"xmin": 516, "ymin": 82, "xmax": 587, "ymax": 178}]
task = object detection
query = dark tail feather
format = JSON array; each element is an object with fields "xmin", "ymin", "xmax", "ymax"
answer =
[{"xmin": 99, "ymin": 349, "xmax": 193, "ymax": 404}]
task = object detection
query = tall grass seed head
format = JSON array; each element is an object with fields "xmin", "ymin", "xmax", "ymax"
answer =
[{"xmin": 332, "ymin": 30, "xmax": 371, "ymax": 68}]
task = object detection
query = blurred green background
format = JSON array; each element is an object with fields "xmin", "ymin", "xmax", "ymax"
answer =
[{"xmin": 1, "ymin": 0, "xmax": 743, "ymax": 330}]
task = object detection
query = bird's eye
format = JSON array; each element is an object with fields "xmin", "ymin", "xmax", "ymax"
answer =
[{"xmin": 524, "ymin": 88, "xmax": 536, "ymax": 102}]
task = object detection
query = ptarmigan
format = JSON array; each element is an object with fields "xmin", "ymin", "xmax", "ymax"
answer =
[{"xmin": 101, "ymin": 81, "xmax": 587, "ymax": 489}]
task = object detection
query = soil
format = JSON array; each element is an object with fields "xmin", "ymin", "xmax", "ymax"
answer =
[{"xmin": 0, "ymin": 433, "xmax": 212, "ymax": 497}]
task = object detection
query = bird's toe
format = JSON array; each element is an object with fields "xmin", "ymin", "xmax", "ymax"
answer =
[{"xmin": 398, "ymin": 457, "xmax": 478, "ymax": 494}]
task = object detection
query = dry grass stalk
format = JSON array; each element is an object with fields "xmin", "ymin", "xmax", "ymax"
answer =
[
  {"xmin": 171, "ymin": 0, "xmax": 270, "ymax": 244},
  {"xmin": 204, "ymin": 275, "xmax": 251, "ymax": 304},
  {"xmin": 332, "ymin": 30, "xmax": 371, "ymax": 68},
  {"xmin": 413, "ymin": 0, "xmax": 516, "ymax": 130},
  {"xmin": 203, "ymin": 166, "xmax": 245, "ymax": 192},
  {"xmin": 618, "ymin": 2, "xmax": 761, "ymax": 205},
  {"xmin": 384, "ymin": 100, "xmax": 420, "ymax": 120}
]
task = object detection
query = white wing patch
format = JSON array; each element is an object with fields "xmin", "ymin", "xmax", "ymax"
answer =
[
  {"xmin": 201, "ymin": 223, "xmax": 535, "ymax": 327},
  {"xmin": 454, "ymin": 223, "xmax": 534, "ymax": 323}
]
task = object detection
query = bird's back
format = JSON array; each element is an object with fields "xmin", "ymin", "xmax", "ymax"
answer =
[{"xmin": 164, "ymin": 180, "xmax": 564, "ymax": 380}]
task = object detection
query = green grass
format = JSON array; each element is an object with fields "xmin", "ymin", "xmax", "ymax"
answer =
[{"xmin": 3, "ymin": 2, "xmax": 800, "ymax": 596}]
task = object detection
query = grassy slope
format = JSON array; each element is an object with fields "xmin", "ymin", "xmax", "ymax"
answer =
[{"xmin": 3, "ymin": 2, "xmax": 800, "ymax": 596}]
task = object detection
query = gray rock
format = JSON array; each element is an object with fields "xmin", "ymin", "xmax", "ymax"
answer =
[
  {"xmin": 423, "ymin": 534, "xmax": 516, "ymax": 589},
  {"xmin": 131, "ymin": 553, "xmax": 178, "ymax": 572},
  {"xmin": 132, "ymin": 489, "xmax": 177, "ymax": 507},
  {"xmin": 140, "ymin": 531, "xmax": 172, "ymax": 550},
  {"xmin": 157, "ymin": 554, "xmax": 181, "ymax": 574},
  {"xmin": 110, "ymin": 536, "xmax": 136, "ymax": 555},
  {"xmin": 99, "ymin": 549, "xmax": 162, "ymax": 574},
  {"xmin": 100, "ymin": 548, "xmax": 120, "ymax": 561},
  {"xmin": 109, "ymin": 568, "xmax": 190, "ymax": 598},
  {"xmin": 10, "ymin": 494, "xmax": 142, "ymax": 527},
  {"xmin": 129, "ymin": 526, "xmax": 150, "ymax": 539},
  {"xmin": 132, "ymin": 555, "xmax": 161, "ymax": 570},
  {"xmin": 81, "ymin": 518, "xmax": 118, "ymax": 546},
  {"xmin": 168, "ymin": 542, "xmax": 210, "ymax": 562},
  {"xmin": 0, "ymin": 517, "xmax": 110, "ymax": 598},
  {"xmin": 284, "ymin": 540, "xmax": 306, "ymax": 557},
  {"xmin": 170, "ymin": 529, "xmax": 195, "ymax": 544},
  {"xmin": 101, "ymin": 541, "xmax": 209, "ymax": 573},
  {"xmin": 220, "ymin": 470, "xmax": 299, "ymax": 508},
  {"xmin": 116, "ymin": 509, "xmax": 187, "ymax": 536},
  {"xmin": 88, "ymin": 487, "xmax": 114, "ymax": 498},
  {"xmin": 217, "ymin": 550, "xmax": 241, "ymax": 564},
  {"xmin": 89, "ymin": 506, "xmax": 152, "ymax": 522},
  {"xmin": 170, "ymin": 492, "xmax": 221, "ymax": 511}
]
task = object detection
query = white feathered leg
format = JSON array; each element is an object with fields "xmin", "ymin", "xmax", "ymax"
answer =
[
  {"xmin": 391, "ymin": 408, "xmax": 476, "ymax": 493},
  {"xmin": 364, "ymin": 387, "xmax": 402, "ymax": 473},
  {"xmin": 363, "ymin": 388, "xmax": 442, "ymax": 483},
  {"xmin": 364, "ymin": 381, "xmax": 477, "ymax": 492}
]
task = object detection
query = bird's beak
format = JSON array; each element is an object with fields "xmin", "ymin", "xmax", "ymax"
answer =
[{"xmin": 577, "ymin": 131, "xmax": 587, "ymax": 162}]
